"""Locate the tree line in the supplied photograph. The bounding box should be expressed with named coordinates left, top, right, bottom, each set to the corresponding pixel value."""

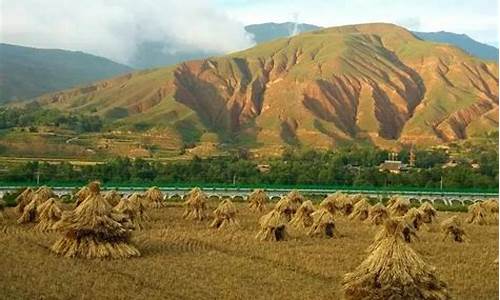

left=0, top=146, right=497, bottom=190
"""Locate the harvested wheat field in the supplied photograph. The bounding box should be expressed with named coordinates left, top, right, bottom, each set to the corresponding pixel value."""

left=0, top=198, right=498, bottom=299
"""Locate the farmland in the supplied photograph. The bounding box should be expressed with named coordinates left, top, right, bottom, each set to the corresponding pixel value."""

left=0, top=200, right=498, bottom=299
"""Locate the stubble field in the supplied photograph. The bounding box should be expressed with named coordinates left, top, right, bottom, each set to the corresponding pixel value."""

left=0, top=201, right=498, bottom=300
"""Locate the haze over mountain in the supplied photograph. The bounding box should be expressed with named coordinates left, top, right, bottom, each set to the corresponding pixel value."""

left=0, top=43, right=132, bottom=104
left=36, top=23, right=498, bottom=153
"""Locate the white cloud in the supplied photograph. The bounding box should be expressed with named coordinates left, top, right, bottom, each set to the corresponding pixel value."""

left=0, top=0, right=255, bottom=64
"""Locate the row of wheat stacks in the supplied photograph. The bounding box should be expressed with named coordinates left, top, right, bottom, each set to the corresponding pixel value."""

left=1, top=184, right=498, bottom=299
left=176, top=187, right=499, bottom=299
left=1, top=182, right=166, bottom=259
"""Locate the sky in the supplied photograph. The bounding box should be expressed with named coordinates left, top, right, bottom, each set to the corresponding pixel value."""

left=1, top=0, right=498, bottom=64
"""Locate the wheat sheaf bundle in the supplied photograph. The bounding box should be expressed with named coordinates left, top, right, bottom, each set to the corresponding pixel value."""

left=388, top=197, right=411, bottom=216
left=17, top=188, right=53, bottom=224
left=210, top=199, right=239, bottom=230
left=34, top=198, right=62, bottom=232
left=349, top=198, right=371, bottom=221
left=419, top=202, right=437, bottom=224
left=114, top=195, right=146, bottom=230
left=247, top=189, right=269, bottom=212
left=51, top=181, right=140, bottom=259
left=307, top=208, right=339, bottom=238
left=290, top=200, right=315, bottom=229
left=74, top=186, right=91, bottom=207
left=15, top=187, right=34, bottom=214
left=466, top=202, right=488, bottom=225
left=481, top=199, right=499, bottom=224
left=274, top=197, right=297, bottom=221
left=103, top=189, right=122, bottom=207
left=285, top=190, right=305, bottom=214
left=343, top=217, right=450, bottom=300
left=255, top=209, right=289, bottom=241
left=182, top=187, right=208, bottom=221
left=405, top=208, right=424, bottom=231
left=319, top=192, right=344, bottom=215
left=143, top=187, right=165, bottom=209
left=367, top=203, right=390, bottom=225
left=127, top=193, right=150, bottom=222
left=441, top=216, right=468, bottom=243
left=342, top=196, right=355, bottom=216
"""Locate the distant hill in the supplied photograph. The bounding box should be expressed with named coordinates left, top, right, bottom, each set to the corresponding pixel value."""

left=413, top=31, right=498, bottom=61
left=244, top=22, right=322, bottom=43
left=0, top=43, right=132, bottom=103
left=35, top=23, right=498, bottom=154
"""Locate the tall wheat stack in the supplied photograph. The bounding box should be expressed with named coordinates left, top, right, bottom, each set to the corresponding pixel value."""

left=51, top=181, right=140, bottom=259
left=388, top=197, right=411, bottom=216
left=343, top=218, right=450, bottom=299
left=247, top=189, right=269, bottom=212
left=274, top=197, right=297, bottom=221
left=349, top=198, right=371, bottom=221
left=103, top=190, right=121, bottom=207
left=481, top=199, right=499, bottom=224
left=367, top=203, right=390, bottom=225
left=127, top=193, right=150, bottom=221
left=441, top=216, right=468, bottom=242
left=255, top=209, right=290, bottom=241
left=290, top=200, right=315, bottom=229
left=17, top=187, right=53, bottom=224
left=210, top=199, right=239, bottom=230
left=341, top=196, right=355, bottom=216
left=285, top=190, right=305, bottom=215
left=34, top=198, right=62, bottom=232
left=74, top=186, right=91, bottom=207
left=467, top=202, right=488, bottom=225
left=419, top=202, right=437, bottom=224
left=15, top=187, right=34, bottom=214
left=114, top=196, right=146, bottom=230
left=182, top=187, right=208, bottom=221
left=143, top=187, right=165, bottom=208
left=35, top=186, right=55, bottom=199
left=405, top=208, right=424, bottom=231
left=319, top=192, right=344, bottom=215
left=308, top=208, right=339, bottom=238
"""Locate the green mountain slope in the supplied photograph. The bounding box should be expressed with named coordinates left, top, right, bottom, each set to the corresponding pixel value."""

left=26, top=23, right=499, bottom=155
left=0, top=43, right=132, bottom=103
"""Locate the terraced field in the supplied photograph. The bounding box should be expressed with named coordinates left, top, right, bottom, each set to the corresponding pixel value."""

left=0, top=201, right=498, bottom=299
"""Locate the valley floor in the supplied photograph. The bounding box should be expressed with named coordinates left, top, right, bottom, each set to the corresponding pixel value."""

left=0, top=202, right=498, bottom=299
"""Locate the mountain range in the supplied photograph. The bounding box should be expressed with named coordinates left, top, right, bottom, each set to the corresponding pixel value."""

left=0, top=43, right=132, bottom=103
left=32, top=23, right=498, bottom=155
left=1, top=22, right=497, bottom=104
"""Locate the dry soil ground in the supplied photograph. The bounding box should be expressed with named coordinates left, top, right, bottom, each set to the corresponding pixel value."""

left=0, top=202, right=498, bottom=300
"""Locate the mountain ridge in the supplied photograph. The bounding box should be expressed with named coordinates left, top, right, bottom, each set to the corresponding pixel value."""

left=33, top=23, right=498, bottom=155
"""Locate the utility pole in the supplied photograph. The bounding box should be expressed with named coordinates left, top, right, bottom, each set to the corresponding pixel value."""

left=232, top=174, right=236, bottom=185
left=35, top=169, right=40, bottom=185
left=440, top=176, right=443, bottom=190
